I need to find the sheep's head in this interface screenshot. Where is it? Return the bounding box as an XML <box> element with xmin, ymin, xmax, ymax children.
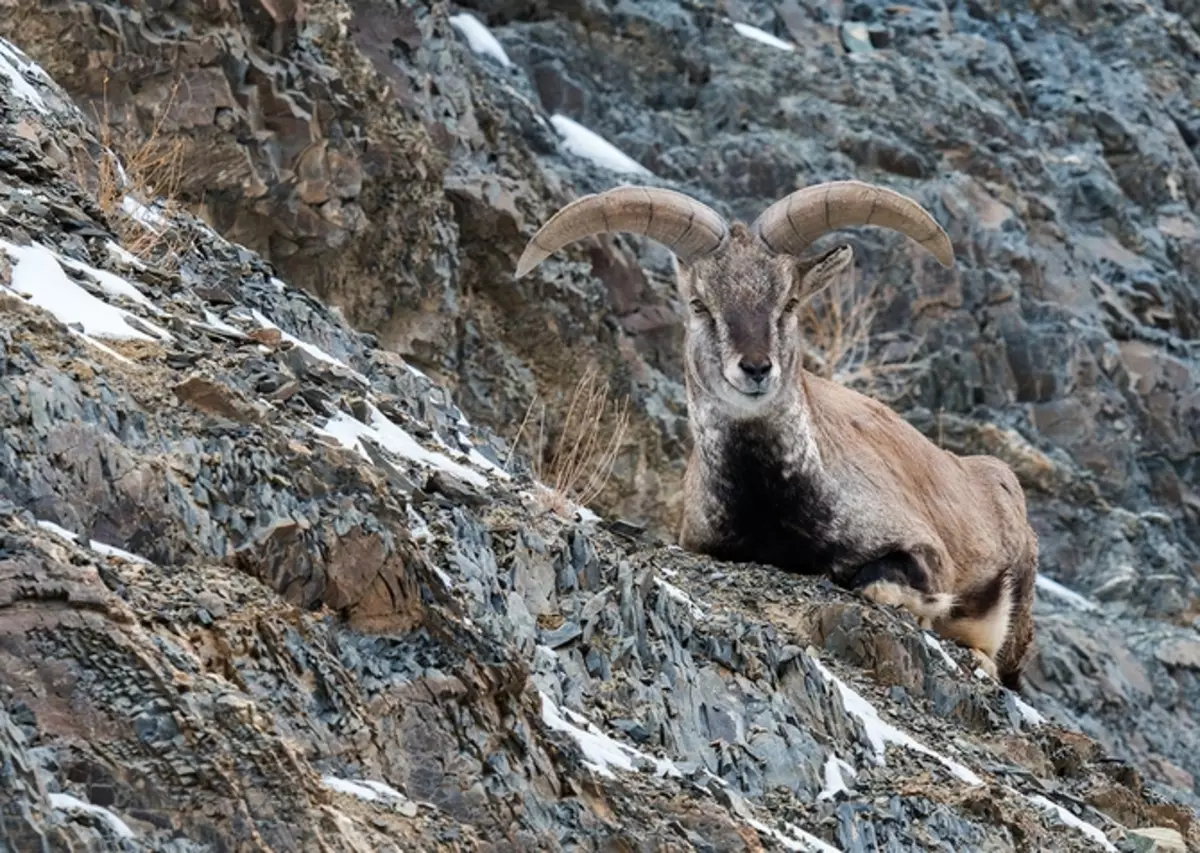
<box><xmin>515</xmin><ymin>181</ymin><xmax>954</xmax><ymax>416</ymax></box>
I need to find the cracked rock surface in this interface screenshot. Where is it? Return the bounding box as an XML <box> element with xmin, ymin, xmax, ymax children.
<box><xmin>0</xmin><ymin>1</ymin><xmax>1198</xmax><ymax>851</ymax></box>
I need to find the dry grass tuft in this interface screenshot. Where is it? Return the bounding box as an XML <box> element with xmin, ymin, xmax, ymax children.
<box><xmin>507</xmin><ymin>364</ymin><xmax>631</xmax><ymax>519</ymax></box>
<box><xmin>73</xmin><ymin>74</ymin><xmax>188</xmax><ymax>265</ymax></box>
<box><xmin>797</xmin><ymin>260</ymin><xmax>929</xmax><ymax>403</ymax></box>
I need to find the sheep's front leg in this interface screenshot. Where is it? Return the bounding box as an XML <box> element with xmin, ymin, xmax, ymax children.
<box><xmin>848</xmin><ymin>552</ymin><xmax>954</xmax><ymax>629</ymax></box>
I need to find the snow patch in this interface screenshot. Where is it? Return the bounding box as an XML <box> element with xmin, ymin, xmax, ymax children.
<box><xmin>1013</xmin><ymin>695</ymin><xmax>1046</xmax><ymax>727</ymax></box>
<box><xmin>539</xmin><ymin>691</ymin><xmax>680</xmax><ymax>780</ymax></box>
<box><xmin>1036</xmin><ymin>575</ymin><xmax>1099</xmax><ymax>612</ymax></box>
<box><xmin>49</xmin><ymin>793</ymin><xmax>135</xmax><ymax>839</ymax></box>
<box><xmin>36</xmin><ymin>520</ymin><xmax>153</xmax><ymax>564</ymax></box>
<box><xmin>404</xmin><ymin>362</ymin><xmax>430</xmax><ymax>380</ymax></box>
<box><xmin>105</xmin><ymin>240</ymin><xmax>147</xmax><ymax>269</ymax></box>
<box><xmin>77</xmin><ymin>335</ymin><xmax>136</xmax><ymax>364</ymax></box>
<box><xmin>406</xmin><ymin>504</ymin><xmax>432</xmax><ymax>544</ymax></box>
<box><xmin>549</xmin><ymin>115</ymin><xmax>653</xmax><ymax>176</ymax></box>
<box><xmin>811</xmin><ymin>658</ymin><xmax>983</xmax><ymax>786</ymax></box>
<box><xmin>57</xmin><ymin>254</ymin><xmax>164</xmax><ymax>317</ymax></box>
<box><xmin>90</xmin><ymin>539</ymin><xmax>152</xmax><ymax>564</ymax></box>
<box><xmin>448</xmin><ymin>13</ymin><xmax>512</xmax><ymax>67</ymax></box>
<box><xmin>746</xmin><ymin>817</ymin><xmax>843</xmax><ymax>853</ymax></box>
<box><xmin>121</xmin><ymin>196</ymin><xmax>168</xmax><ymax>232</ymax></box>
<box><xmin>315</xmin><ymin>406</ymin><xmax>492</xmax><ymax>489</ymax></box>
<box><xmin>321</xmin><ymin>776</ymin><xmax>418</xmax><ymax>816</ymax></box>
<box><xmin>653</xmin><ymin>577</ymin><xmax>707</xmax><ymax>620</ymax></box>
<box><xmin>0</xmin><ymin>39</ymin><xmax>49</xmax><ymax>111</ymax></box>
<box><xmin>1</xmin><ymin>239</ymin><xmax>166</xmax><ymax>343</ymax></box>
<box><xmin>816</xmin><ymin>753</ymin><xmax>856</xmax><ymax>801</ymax></box>
<box><xmin>250</xmin><ymin>309</ymin><xmax>370</xmax><ymax>386</ymax></box>
<box><xmin>1028</xmin><ymin>795</ymin><xmax>1117</xmax><ymax>851</ymax></box>
<box><xmin>923</xmin><ymin>633</ymin><xmax>960</xmax><ymax>670</ymax></box>
<box><xmin>199</xmin><ymin>310</ymin><xmax>247</xmax><ymax>338</ymax></box>
<box><xmin>36</xmin><ymin>520</ymin><xmax>80</xmax><ymax>542</ymax></box>
<box><xmin>731</xmin><ymin>21</ymin><xmax>796</xmax><ymax>52</ymax></box>
<box><xmin>455</xmin><ymin>431</ymin><xmax>512</xmax><ymax>480</ymax></box>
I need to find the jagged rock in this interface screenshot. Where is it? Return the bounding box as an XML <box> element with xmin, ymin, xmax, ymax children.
<box><xmin>1</xmin><ymin>2</ymin><xmax>1200</xmax><ymax>852</ymax></box>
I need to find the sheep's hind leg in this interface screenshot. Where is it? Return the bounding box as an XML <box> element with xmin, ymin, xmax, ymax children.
<box><xmin>932</xmin><ymin>571</ymin><xmax>1013</xmax><ymax>684</ymax></box>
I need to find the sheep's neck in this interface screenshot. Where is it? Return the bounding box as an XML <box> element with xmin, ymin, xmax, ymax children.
<box><xmin>692</xmin><ymin>403</ymin><xmax>846</xmax><ymax>575</ymax></box>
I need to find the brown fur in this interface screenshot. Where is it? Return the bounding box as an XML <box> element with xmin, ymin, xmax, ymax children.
<box><xmin>674</xmin><ymin>225</ymin><xmax>1039</xmax><ymax>689</ymax></box>
<box><xmin>515</xmin><ymin>190</ymin><xmax>1040</xmax><ymax>690</ymax></box>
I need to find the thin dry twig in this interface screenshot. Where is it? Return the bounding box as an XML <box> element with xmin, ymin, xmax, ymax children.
<box><xmin>74</xmin><ymin>73</ymin><xmax>188</xmax><ymax>264</ymax></box>
<box><xmin>510</xmin><ymin>365</ymin><xmax>631</xmax><ymax>518</ymax></box>
<box><xmin>798</xmin><ymin>262</ymin><xmax>929</xmax><ymax>403</ymax></box>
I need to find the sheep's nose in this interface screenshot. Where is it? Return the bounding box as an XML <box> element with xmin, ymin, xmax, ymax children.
<box><xmin>739</xmin><ymin>358</ymin><xmax>772</xmax><ymax>383</ymax></box>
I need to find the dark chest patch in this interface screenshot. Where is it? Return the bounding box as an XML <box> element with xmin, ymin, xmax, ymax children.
<box><xmin>704</xmin><ymin>421</ymin><xmax>852</xmax><ymax>574</ymax></box>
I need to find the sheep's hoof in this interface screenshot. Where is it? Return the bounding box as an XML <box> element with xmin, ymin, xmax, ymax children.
<box><xmin>970</xmin><ymin>648</ymin><xmax>999</xmax><ymax>681</ymax></box>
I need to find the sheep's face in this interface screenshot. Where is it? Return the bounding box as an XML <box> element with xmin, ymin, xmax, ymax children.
<box><xmin>678</xmin><ymin>228</ymin><xmax>854</xmax><ymax>416</ymax></box>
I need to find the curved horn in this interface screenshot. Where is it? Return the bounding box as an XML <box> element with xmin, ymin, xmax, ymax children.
<box><xmin>751</xmin><ymin>180</ymin><xmax>955</xmax><ymax>268</ymax></box>
<box><xmin>515</xmin><ymin>185</ymin><xmax>730</xmax><ymax>278</ymax></box>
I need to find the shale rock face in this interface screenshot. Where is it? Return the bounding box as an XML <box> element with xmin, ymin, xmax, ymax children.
<box><xmin>0</xmin><ymin>2</ymin><xmax>1199</xmax><ymax>851</ymax></box>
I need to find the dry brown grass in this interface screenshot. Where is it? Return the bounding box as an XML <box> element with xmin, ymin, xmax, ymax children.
<box><xmin>506</xmin><ymin>364</ymin><xmax>631</xmax><ymax>519</ymax></box>
<box><xmin>797</xmin><ymin>260</ymin><xmax>929</xmax><ymax>404</ymax></box>
<box><xmin>73</xmin><ymin>74</ymin><xmax>188</xmax><ymax>264</ymax></box>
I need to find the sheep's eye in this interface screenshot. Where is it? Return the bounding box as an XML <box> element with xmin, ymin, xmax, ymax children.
<box><xmin>690</xmin><ymin>299</ymin><xmax>711</xmax><ymax>317</ymax></box>
<box><xmin>782</xmin><ymin>297</ymin><xmax>801</xmax><ymax>314</ymax></box>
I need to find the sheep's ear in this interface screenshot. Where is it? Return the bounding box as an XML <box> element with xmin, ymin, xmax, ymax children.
<box><xmin>798</xmin><ymin>244</ymin><xmax>854</xmax><ymax>292</ymax></box>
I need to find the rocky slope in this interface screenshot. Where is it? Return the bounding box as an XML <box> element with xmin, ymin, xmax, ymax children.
<box><xmin>0</xmin><ymin>0</ymin><xmax>1199</xmax><ymax>849</ymax></box>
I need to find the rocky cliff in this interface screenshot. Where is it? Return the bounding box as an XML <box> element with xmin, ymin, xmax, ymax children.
<box><xmin>1</xmin><ymin>0</ymin><xmax>1199</xmax><ymax>850</ymax></box>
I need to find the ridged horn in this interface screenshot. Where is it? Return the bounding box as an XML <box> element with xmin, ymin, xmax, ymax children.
<box><xmin>751</xmin><ymin>180</ymin><xmax>955</xmax><ymax>268</ymax></box>
<box><xmin>515</xmin><ymin>185</ymin><xmax>730</xmax><ymax>278</ymax></box>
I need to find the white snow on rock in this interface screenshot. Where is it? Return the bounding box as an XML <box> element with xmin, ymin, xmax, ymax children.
<box><xmin>320</xmin><ymin>776</ymin><xmax>419</xmax><ymax>817</ymax></box>
<box><xmin>539</xmin><ymin>691</ymin><xmax>680</xmax><ymax>780</ymax></box>
<box><xmin>746</xmin><ymin>817</ymin><xmax>843</xmax><ymax>853</ymax></box>
<box><xmin>1</xmin><ymin>239</ymin><xmax>171</xmax><ymax>346</ymax></box>
<box><xmin>315</xmin><ymin>405</ymin><xmax>492</xmax><ymax>489</ymax></box>
<box><xmin>1013</xmin><ymin>694</ymin><xmax>1046</xmax><ymax>727</ymax></box>
<box><xmin>89</xmin><ymin>539</ymin><xmax>153</xmax><ymax>564</ymax></box>
<box><xmin>1036</xmin><ymin>575</ymin><xmax>1100</xmax><ymax>612</ymax></box>
<box><xmin>250</xmin><ymin>309</ymin><xmax>370</xmax><ymax>386</ymax></box>
<box><xmin>198</xmin><ymin>310</ymin><xmax>248</xmax><ymax>338</ymax></box>
<box><xmin>811</xmin><ymin>658</ymin><xmax>983</xmax><ymax>786</ymax></box>
<box><xmin>816</xmin><ymin>753</ymin><xmax>856</xmax><ymax>801</ymax></box>
<box><xmin>0</xmin><ymin>38</ymin><xmax>49</xmax><ymax>111</ymax></box>
<box><xmin>35</xmin><ymin>519</ymin><xmax>154</xmax><ymax>564</ymax></box>
<box><xmin>454</xmin><ymin>431</ymin><xmax>513</xmax><ymax>480</ymax></box>
<box><xmin>730</xmin><ymin>21</ymin><xmax>796</xmax><ymax>52</ymax></box>
<box><xmin>448</xmin><ymin>13</ymin><xmax>512</xmax><ymax>67</ymax></box>
<box><xmin>1027</xmin><ymin>794</ymin><xmax>1117</xmax><ymax>851</ymax></box>
<box><xmin>104</xmin><ymin>240</ymin><xmax>147</xmax><ymax>269</ymax></box>
<box><xmin>57</xmin><ymin>253</ymin><xmax>163</xmax><ymax>316</ymax></box>
<box><xmin>653</xmin><ymin>576</ymin><xmax>707</xmax><ymax>620</ymax></box>
<box><xmin>923</xmin><ymin>633</ymin><xmax>960</xmax><ymax>670</ymax></box>
<box><xmin>35</xmin><ymin>520</ymin><xmax>82</xmax><ymax>543</ymax></box>
<box><xmin>49</xmin><ymin>792</ymin><xmax>136</xmax><ymax>840</ymax></box>
<box><xmin>120</xmin><ymin>196</ymin><xmax>168</xmax><ymax>232</ymax></box>
<box><xmin>549</xmin><ymin>115</ymin><xmax>653</xmax><ymax>177</ymax></box>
